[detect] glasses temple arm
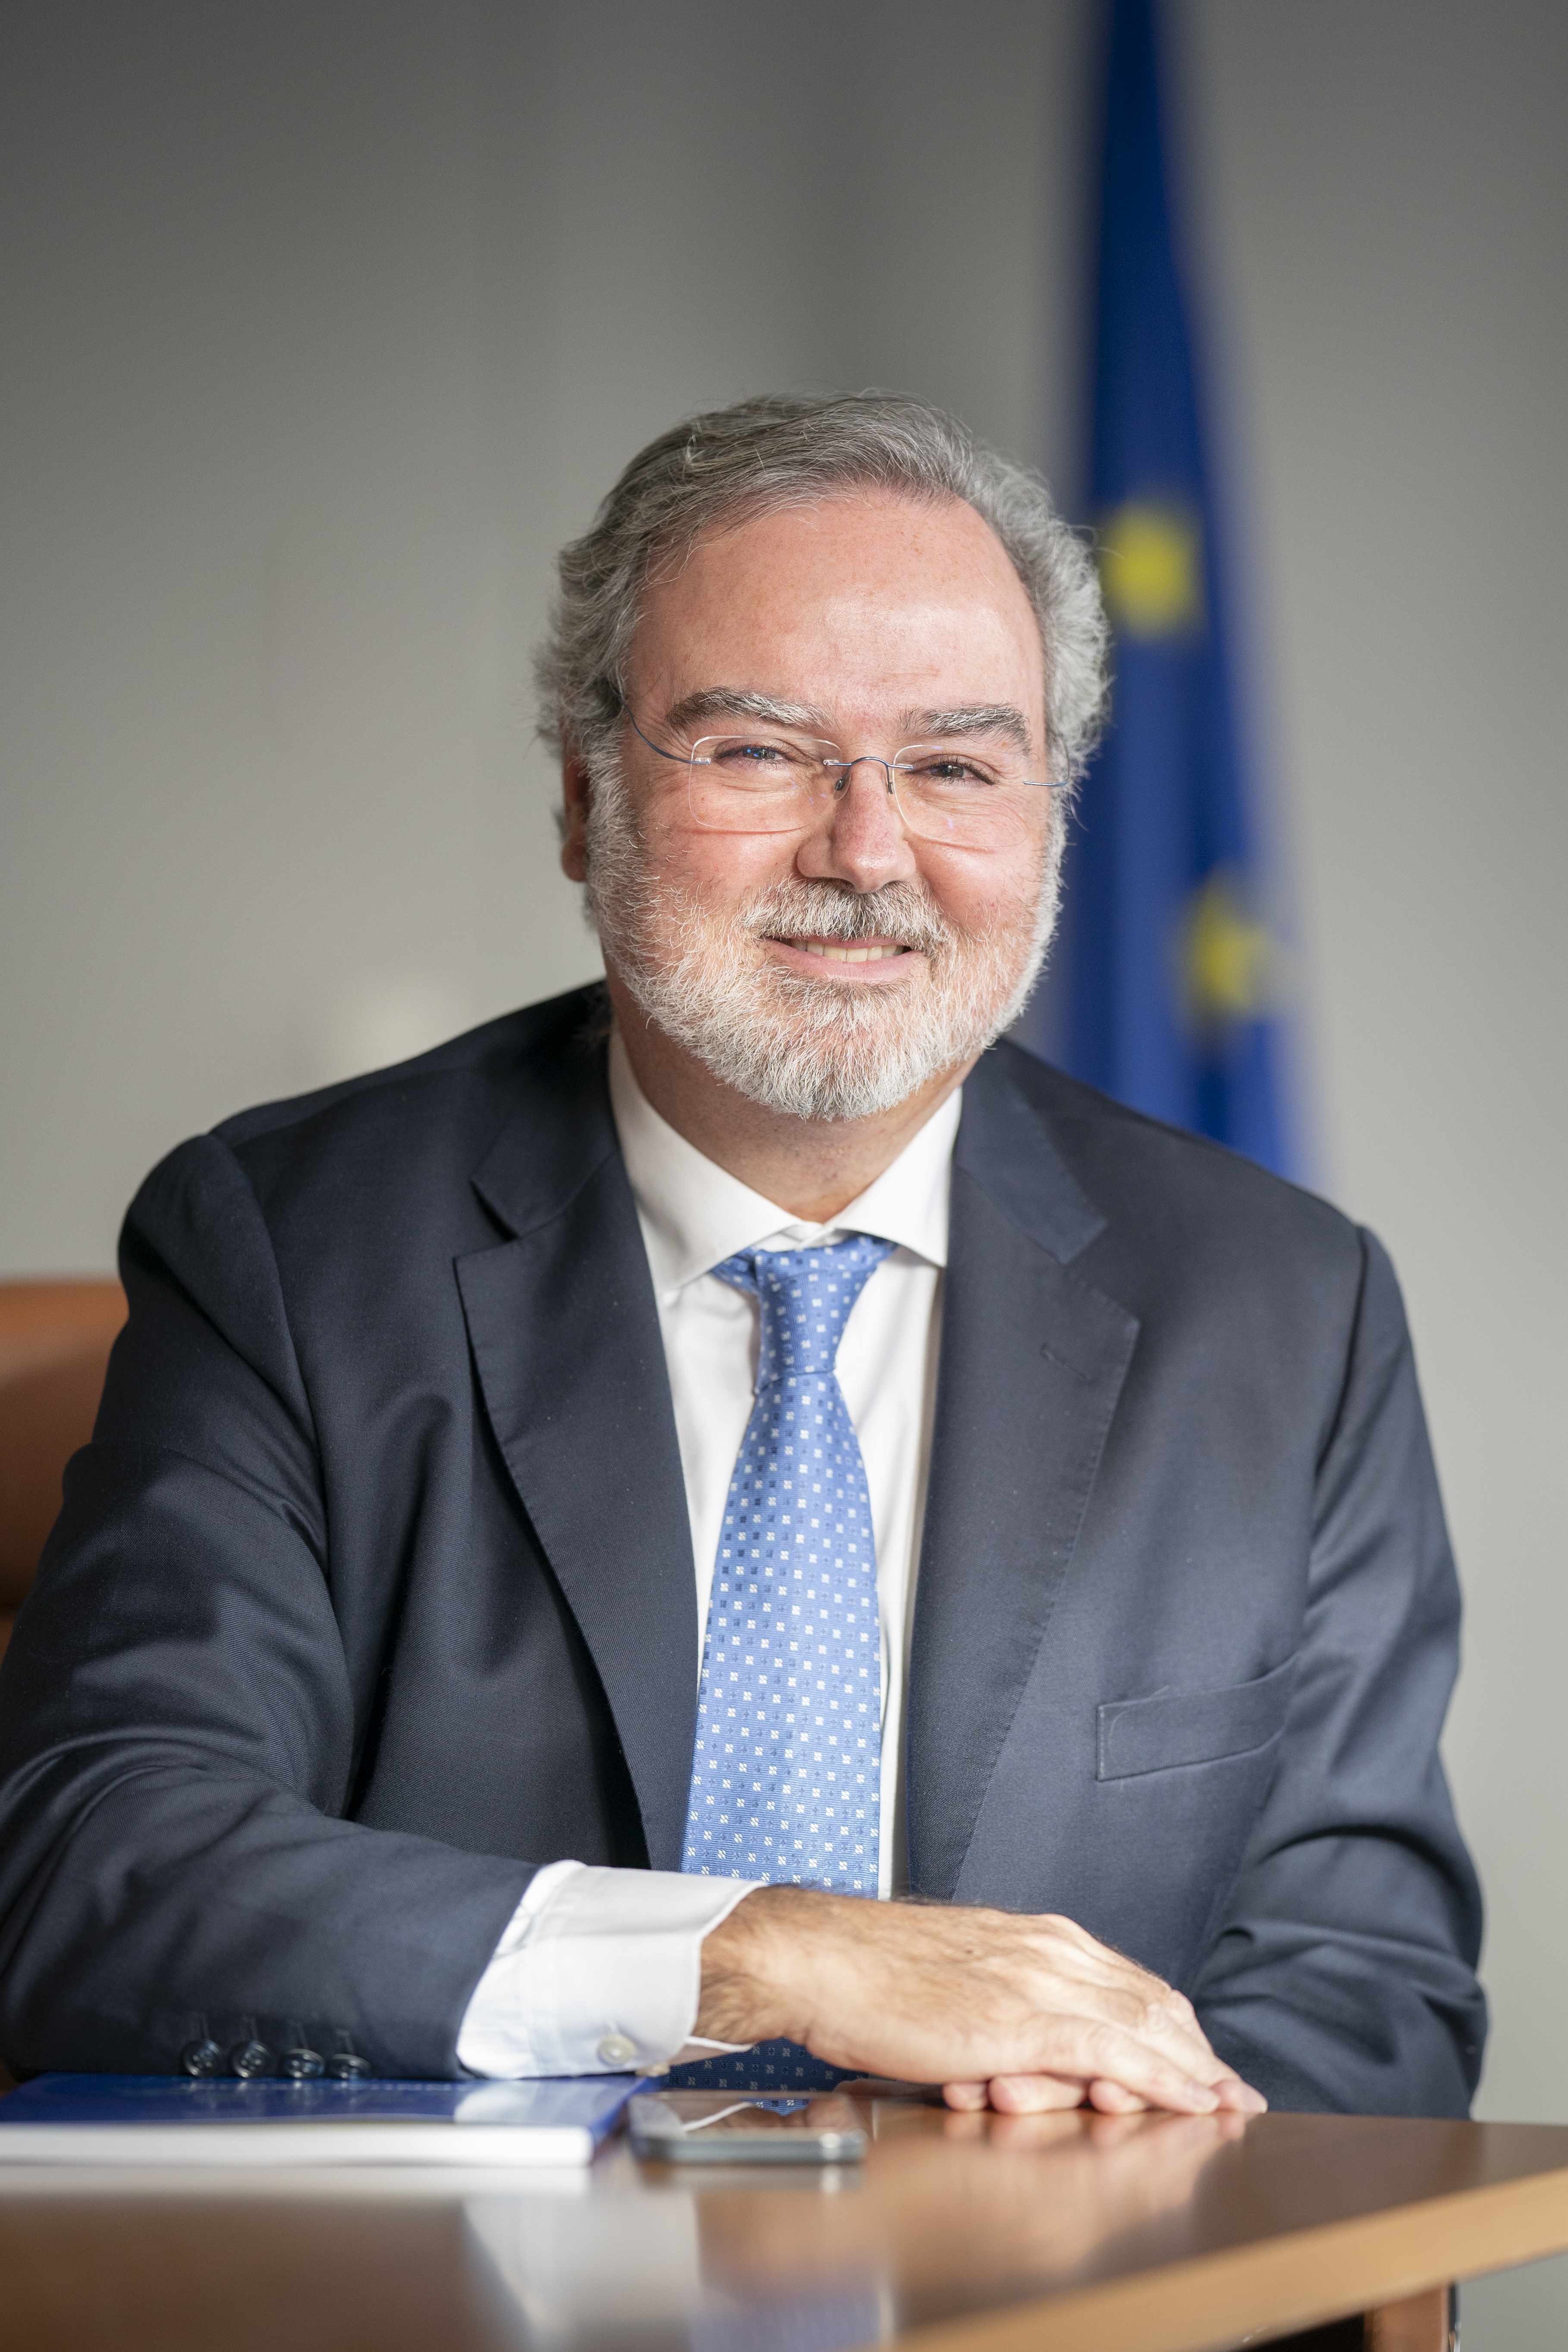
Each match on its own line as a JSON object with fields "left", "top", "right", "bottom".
{"left": 616, "top": 698, "right": 688, "bottom": 766}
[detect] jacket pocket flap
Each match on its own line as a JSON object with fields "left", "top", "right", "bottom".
{"left": 1097, "top": 1654, "right": 1299, "bottom": 1781}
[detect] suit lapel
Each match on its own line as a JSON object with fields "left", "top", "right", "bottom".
{"left": 906, "top": 1053, "right": 1139, "bottom": 1900}
{"left": 456, "top": 1042, "right": 697, "bottom": 1872}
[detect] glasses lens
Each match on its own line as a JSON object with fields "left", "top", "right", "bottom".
{"left": 687, "top": 732, "right": 839, "bottom": 833}
{"left": 891, "top": 747, "right": 1047, "bottom": 849}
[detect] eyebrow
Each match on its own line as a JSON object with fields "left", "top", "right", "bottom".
{"left": 663, "top": 688, "right": 829, "bottom": 736}
{"left": 901, "top": 705, "right": 1035, "bottom": 757}
{"left": 662, "top": 690, "right": 1037, "bottom": 760}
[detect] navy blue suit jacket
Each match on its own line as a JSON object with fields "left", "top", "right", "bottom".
{"left": 0, "top": 988, "right": 1485, "bottom": 2108}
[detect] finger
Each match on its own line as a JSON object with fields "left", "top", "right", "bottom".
{"left": 985, "top": 2073, "right": 1090, "bottom": 2114}
{"left": 1103, "top": 1983, "right": 1235, "bottom": 2087}
{"left": 977, "top": 1918, "right": 1224, "bottom": 2086}
{"left": 1018, "top": 2016, "right": 1222, "bottom": 2113}
{"left": 1213, "top": 2074, "right": 1268, "bottom": 2115}
{"left": 942, "top": 2081, "right": 990, "bottom": 2111}
{"left": 1025, "top": 1975, "right": 1229, "bottom": 2089}
{"left": 1135, "top": 2009, "right": 1232, "bottom": 2083}
{"left": 1088, "top": 2080, "right": 1145, "bottom": 2115}
{"left": 1008, "top": 1928, "right": 1222, "bottom": 2068}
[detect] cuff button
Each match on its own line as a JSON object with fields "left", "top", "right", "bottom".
{"left": 597, "top": 2033, "right": 638, "bottom": 2067}
{"left": 228, "top": 2038, "right": 276, "bottom": 2079}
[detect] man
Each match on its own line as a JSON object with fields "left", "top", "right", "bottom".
{"left": 0, "top": 394, "right": 1483, "bottom": 2116}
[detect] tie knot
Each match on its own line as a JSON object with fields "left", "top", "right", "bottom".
{"left": 713, "top": 1234, "right": 896, "bottom": 1386}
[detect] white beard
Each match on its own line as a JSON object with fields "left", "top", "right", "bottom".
{"left": 582, "top": 758, "right": 1063, "bottom": 1122}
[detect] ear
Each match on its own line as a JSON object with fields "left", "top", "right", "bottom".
{"left": 560, "top": 744, "right": 591, "bottom": 882}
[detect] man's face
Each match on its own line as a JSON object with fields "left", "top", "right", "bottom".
{"left": 567, "top": 488, "right": 1061, "bottom": 1121}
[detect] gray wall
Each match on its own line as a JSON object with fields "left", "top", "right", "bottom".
{"left": 2, "top": 4, "right": 1565, "bottom": 2332}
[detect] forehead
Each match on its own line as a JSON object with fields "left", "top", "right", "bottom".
{"left": 628, "top": 489, "right": 1047, "bottom": 738}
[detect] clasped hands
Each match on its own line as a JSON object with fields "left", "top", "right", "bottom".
{"left": 696, "top": 1884, "right": 1266, "bottom": 2117}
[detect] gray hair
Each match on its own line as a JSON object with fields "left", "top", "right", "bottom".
{"left": 535, "top": 392, "right": 1107, "bottom": 788}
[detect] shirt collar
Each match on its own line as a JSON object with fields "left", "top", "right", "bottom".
{"left": 607, "top": 1029, "right": 959, "bottom": 1298}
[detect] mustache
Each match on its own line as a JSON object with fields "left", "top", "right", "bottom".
{"left": 735, "top": 880, "right": 957, "bottom": 958}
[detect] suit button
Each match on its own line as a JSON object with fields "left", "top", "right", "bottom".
{"left": 180, "top": 2038, "right": 225, "bottom": 2077}
{"left": 281, "top": 2046, "right": 325, "bottom": 2079}
{"left": 597, "top": 2034, "right": 637, "bottom": 2066}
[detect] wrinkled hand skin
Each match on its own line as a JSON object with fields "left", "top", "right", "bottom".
{"left": 695, "top": 1886, "right": 1268, "bottom": 2119}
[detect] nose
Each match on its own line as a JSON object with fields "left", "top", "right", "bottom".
{"left": 795, "top": 758, "right": 920, "bottom": 894}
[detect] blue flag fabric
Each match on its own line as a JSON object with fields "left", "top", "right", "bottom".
{"left": 1053, "top": 0, "right": 1292, "bottom": 1174}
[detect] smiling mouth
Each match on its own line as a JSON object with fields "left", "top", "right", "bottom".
{"left": 770, "top": 935, "right": 915, "bottom": 964}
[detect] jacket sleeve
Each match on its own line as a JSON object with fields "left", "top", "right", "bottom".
{"left": 1191, "top": 1229, "right": 1486, "bottom": 2114}
{"left": 0, "top": 1135, "right": 535, "bottom": 2078}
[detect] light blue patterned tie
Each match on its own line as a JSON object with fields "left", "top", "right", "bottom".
{"left": 669, "top": 1232, "right": 895, "bottom": 2093}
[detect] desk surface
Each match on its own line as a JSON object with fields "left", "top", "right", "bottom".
{"left": 2, "top": 2101, "right": 1567, "bottom": 2352}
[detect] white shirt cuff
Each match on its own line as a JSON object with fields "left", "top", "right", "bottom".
{"left": 455, "top": 1860, "right": 761, "bottom": 2078}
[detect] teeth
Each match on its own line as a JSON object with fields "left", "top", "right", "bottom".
{"left": 798, "top": 942, "right": 902, "bottom": 963}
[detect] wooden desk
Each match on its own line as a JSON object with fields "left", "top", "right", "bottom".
{"left": 1, "top": 2102, "right": 1566, "bottom": 2352}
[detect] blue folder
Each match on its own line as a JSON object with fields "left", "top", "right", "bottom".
{"left": 0, "top": 2072, "right": 638, "bottom": 2167}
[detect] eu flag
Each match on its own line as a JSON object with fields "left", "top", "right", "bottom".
{"left": 1052, "top": 0, "right": 1294, "bottom": 1174}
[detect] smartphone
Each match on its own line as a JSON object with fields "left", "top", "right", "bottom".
{"left": 628, "top": 2090, "right": 867, "bottom": 2164}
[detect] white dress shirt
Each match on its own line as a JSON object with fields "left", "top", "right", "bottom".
{"left": 455, "top": 1034, "right": 958, "bottom": 2078}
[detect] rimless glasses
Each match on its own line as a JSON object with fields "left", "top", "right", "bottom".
{"left": 621, "top": 705, "right": 1053, "bottom": 853}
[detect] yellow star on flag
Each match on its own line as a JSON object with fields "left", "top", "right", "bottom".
{"left": 1099, "top": 502, "right": 1203, "bottom": 639}
{"left": 1180, "top": 870, "right": 1280, "bottom": 1027}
